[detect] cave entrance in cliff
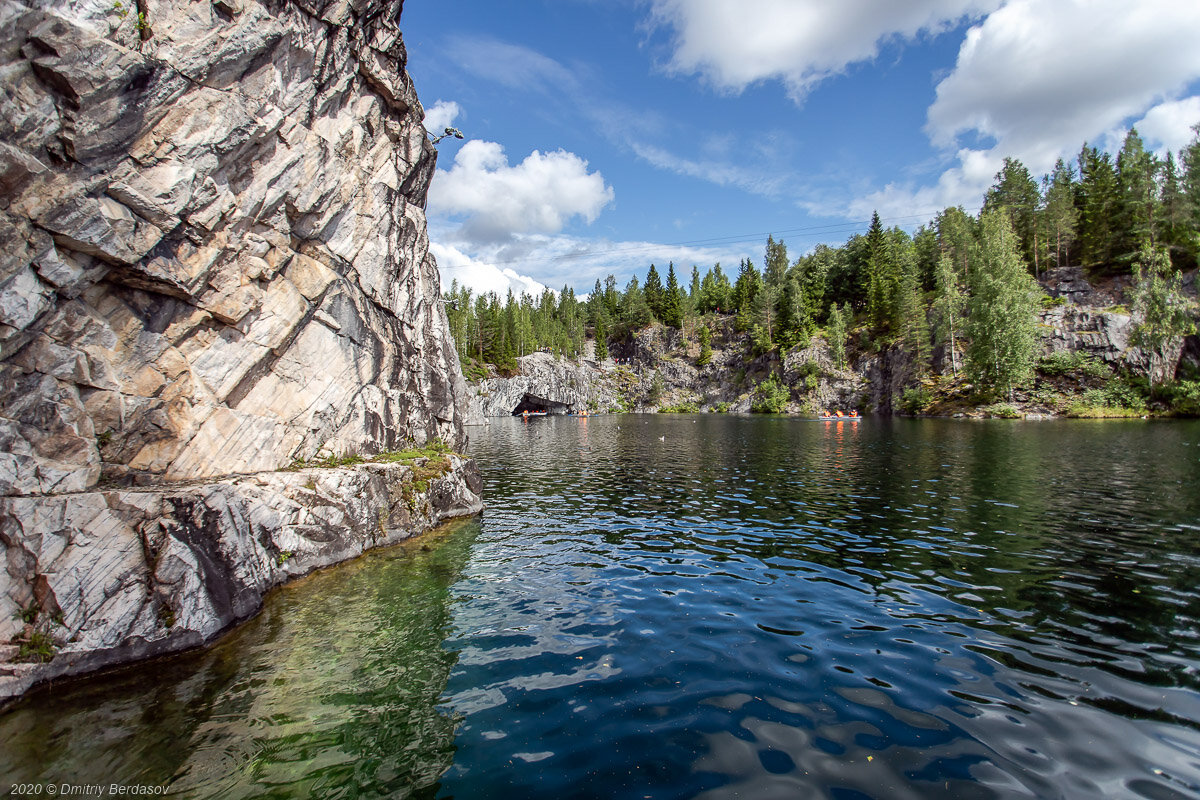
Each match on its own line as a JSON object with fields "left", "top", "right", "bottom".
{"left": 511, "top": 393, "right": 569, "bottom": 416}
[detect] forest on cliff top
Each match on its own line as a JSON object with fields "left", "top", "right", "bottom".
{"left": 443, "top": 127, "right": 1200, "bottom": 416}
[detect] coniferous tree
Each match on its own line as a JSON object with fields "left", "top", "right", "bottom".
{"left": 663, "top": 262, "right": 684, "bottom": 328}
{"left": 983, "top": 157, "right": 1041, "bottom": 273}
{"left": 1078, "top": 144, "right": 1119, "bottom": 268}
{"left": 1040, "top": 158, "right": 1079, "bottom": 271}
{"left": 621, "top": 275, "right": 653, "bottom": 329}
{"left": 644, "top": 263, "right": 665, "bottom": 320}
{"left": 733, "top": 258, "right": 761, "bottom": 331}
{"left": 966, "top": 210, "right": 1040, "bottom": 399}
{"left": 1159, "top": 153, "right": 1192, "bottom": 268}
{"left": 864, "top": 212, "right": 887, "bottom": 327}
{"left": 594, "top": 316, "right": 609, "bottom": 362}
{"left": 697, "top": 324, "right": 712, "bottom": 366}
{"left": 827, "top": 302, "right": 849, "bottom": 370}
{"left": 1115, "top": 127, "right": 1160, "bottom": 267}
{"left": 764, "top": 235, "right": 789, "bottom": 288}
{"left": 1182, "top": 124, "right": 1200, "bottom": 263}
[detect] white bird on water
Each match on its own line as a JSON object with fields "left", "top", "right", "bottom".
{"left": 658, "top": 435, "right": 665, "bottom": 441}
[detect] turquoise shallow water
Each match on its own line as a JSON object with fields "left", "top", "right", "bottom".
{"left": 3, "top": 415, "right": 1200, "bottom": 799}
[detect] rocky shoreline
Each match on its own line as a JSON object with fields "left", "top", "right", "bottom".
{"left": 464, "top": 267, "right": 1198, "bottom": 421}
{"left": 0, "top": 454, "right": 482, "bottom": 704}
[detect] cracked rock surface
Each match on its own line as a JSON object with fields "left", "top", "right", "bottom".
{"left": 0, "top": 0, "right": 480, "bottom": 698}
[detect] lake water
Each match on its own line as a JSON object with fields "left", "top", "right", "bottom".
{"left": 2, "top": 415, "right": 1199, "bottom": 799}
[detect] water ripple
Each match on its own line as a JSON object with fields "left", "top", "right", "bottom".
{"left": 437, "top": 415, "right": 1200, "bottom": 799}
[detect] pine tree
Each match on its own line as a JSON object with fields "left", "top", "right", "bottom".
{"left": 1182, "top": 124, "right": 1200, "bottom": 265}
{"left": 864, "top": 212, "right": 887, "bottom": 328}
{"left": 733, "top": 258, "right": 761, "bottom": 331}
{"left": 966, "top": 210, "right": 1040, "bottom": 399}
{"left": 622, "top": 276, "right": 653, "bottom": 329}
{"left": 1159, "top": 153, "right": 1192, "bottom": 268}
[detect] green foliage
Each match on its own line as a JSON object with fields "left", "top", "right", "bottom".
{"left": 750, "top": 374, "right": 789, "bottom": 414}
{"left": 277, "top": 550, "right": 294, "bottom": 565}
{"left": 17, "top": 630, "right": 56, "bottom": 664}
{"left": 697, "top": 324, "right": 712, "bottom": 366}
{"left": 1162, "top": 380, "right": 1200, "bottom": 416}
{"left": 1065, "top": 381, "right": 1148, "bottom": 417}
{"left": 647, "top": 371, "right": 666, "bottom": 405}
{"left": 14, "top": 602, "right": 39, "bottom": 625}
{"left": 711, "top": 401, "right": 730, "bottom": 414}
{"left": 1130, "top": 243, "right": 1196, "bottom": 386}
{"left": 965, "top": 210, "right": 1040, "bottom": 398}
{"left": 1036, "top": 351, "right": 1109, "bottom": 378}
{"left": 826, "top": 302, "right": 850, "bottom": 369}
{"left": 900, "top": 386, "right": 932, "bottom": 415}
{"left": 984, "top": 403, "right": 1021, "bottom": 419}
{"left": 288, "top": 441, "right": 455, "bottom": 471}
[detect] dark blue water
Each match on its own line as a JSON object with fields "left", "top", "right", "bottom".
{"left": 438, "top": 416, "right": 1200, "bottom": 800}
{"left": 2, "top": 416, "right": 1199, "bottom": 799}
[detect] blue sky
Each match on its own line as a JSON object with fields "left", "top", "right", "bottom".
{"left": 402, "top": 0, "right": 1200, "bottom": 298}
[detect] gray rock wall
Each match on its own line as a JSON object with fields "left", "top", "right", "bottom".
{"left": 0, "top": 0, "right": 469, "bottom": 492}
{"left": 470, "top": 352, "right": 620, "bottom": 418}
{"left": 0, "top": 455, "right": 483, "bottom": 700}
{"left": 0, "top": 0, "right": 481, "bottom": 699}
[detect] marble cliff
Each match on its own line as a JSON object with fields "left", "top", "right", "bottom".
{"left": 0, "top": 0, "right": 480, "bottom": 699}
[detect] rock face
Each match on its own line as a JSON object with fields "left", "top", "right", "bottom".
{"left": 470, "top": 352, "right": 620, "bottom": 418}
{"left": 0, "top": 0, "right": 480, "bottom": 698}
{"left": 0, "top": 455, "right": 483, "bottom": 700}
{"left": 0, "top": 0, "right": 468, "bottom": 492}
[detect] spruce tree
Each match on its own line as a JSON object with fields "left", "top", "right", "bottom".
{"left": 983, "top": 157, "right": 1041, "bottom": 273}
{"left": 644, "top": 264, "right": 665, "bottom": 320}
{"left": 1040, "top": 159, "right": 1079, "bottom": 271}
{"left": 1115, "top": 127, "right": 1160, "bottom": 268}
{"left": 663, "top": 262, "right": 684, "bottom": 328}
{"left": 1078, "top": 145, "right": 1119, "bottom": 269}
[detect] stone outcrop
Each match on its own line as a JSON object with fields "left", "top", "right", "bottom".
{"left": 469, "top": 352, "right": 620, "bottom": 418}
{"left": 1, "top": 0, "right": 468, "bottom": 491}
{"left": 0, "top": 0, "right": 481, "bottom": 698}
{"left": 0, "top": 455, "right": 483, "bottom": 700}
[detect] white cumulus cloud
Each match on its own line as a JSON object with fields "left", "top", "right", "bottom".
{"left": 431, "top": 241, "right": 549, "bottom": 299}
{"left": 833, "top": 0, "right": 1200, "bottom": 222}
{"left": 649, "top": 0, "right": 999, "bottom": 100}
{"left": 1134, "top": 97, "right": 1200, "bottom": 155}
{"left": 927, "top": 0, "right": 1200, "bottom": 166}
{"left": 429, "top": 140, "right": 615, "bottom": 244}
{"left": 423, "top": 100, "right": 461, "bottom": 134}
